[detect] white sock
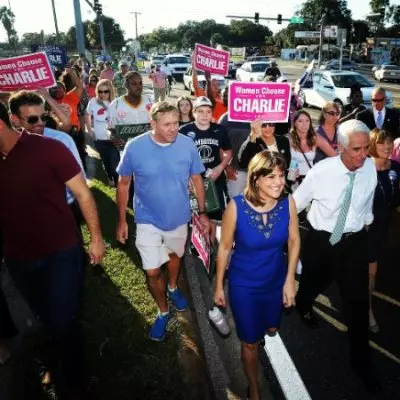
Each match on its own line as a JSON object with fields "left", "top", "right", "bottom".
{"left": 168, "top": 285, "right": 177, "bottom": 292}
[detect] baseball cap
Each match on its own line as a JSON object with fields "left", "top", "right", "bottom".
{"left": 193, "top": 96, "right": 213, "bottom": 109}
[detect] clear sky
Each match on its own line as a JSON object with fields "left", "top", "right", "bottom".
{"left": 1, "top": 0, "right": 400, "bottom": 43}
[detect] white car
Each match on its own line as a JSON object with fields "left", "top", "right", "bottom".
{"left": 295, "top": 70, "right": 393, "bottom": 108}
{"left": 183, "top": 67, "right": 226, "bottom": 94}
{"left": 150, "top": 55, "right": 165, "bottom": 67}
{"left": 161, "top": 54, "right": 190, "bottom": 81}
{"left": 236, "top": 61, "right": 270, "bottom": 82}
{"left": 374, "top": 64, "right": 400, "bottom": 82}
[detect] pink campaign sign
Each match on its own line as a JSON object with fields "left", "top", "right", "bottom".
{"left": 191, "top": 212, "right": 210, "bottom": 273}
{"left": 228, "top": 82, "right": 292, "bottom": 123}
{"left": 0, "top": 52, "right": 56, "bottom": 93}
{"left": 194, "top": 43, "right": 230, "bottom": 76}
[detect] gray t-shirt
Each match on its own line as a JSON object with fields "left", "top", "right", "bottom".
{"left": 218, "top": 113, "right": 250, "bottom": 171}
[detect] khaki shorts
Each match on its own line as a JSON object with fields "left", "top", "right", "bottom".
{"left": 135, "top": 224, "right": 188, "bottom": 270}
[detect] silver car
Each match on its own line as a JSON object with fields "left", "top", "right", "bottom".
{"left": 295, "top": 70, "right": 393, "bottom": 109}
{"left": 374, "top": 65, "right": 400, "bottom": 83}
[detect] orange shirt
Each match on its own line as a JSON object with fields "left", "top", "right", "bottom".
{"left": 57, "top": 91, "right": 81, "bottom": 129}
{"left": 194, "top": 87, "right": 227, "bottom": 123}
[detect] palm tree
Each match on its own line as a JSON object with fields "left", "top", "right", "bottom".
{"left": 0, "top": 6, "right": 17, "bottom": 50}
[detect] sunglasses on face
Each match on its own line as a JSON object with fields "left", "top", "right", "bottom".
{"left": 325, "top": 111, "right": 340, "bottom": 116}
{"left": 98, "top": 90, "right": 110, "bottom": 94}
{"left": 262, "top": 122, "right": 276, "bottom": 127}
{"left": 371, "top": 98, "right": 384, "bottom": 103}
{"left": 20, "top": 113, "right": 48, "bottom": 124}
{"left": 90, "top": 79, "right": 98, "bottom": 83}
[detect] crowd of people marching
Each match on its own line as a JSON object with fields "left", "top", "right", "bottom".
{"left": 0, "top": 54, "right": 400, "bottom": 400}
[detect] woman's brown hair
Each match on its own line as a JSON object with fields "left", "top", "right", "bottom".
{"left": 290, "top": 110, "right": 316, "bottom": 151}
{"left": 369, "top": 128, "right": 393, "bottom": 158}
{"left": 176, "top": 96, "right": 194, "bottom": 122}
{"left": 318, "top": 101, "right": 341, "bottom": 125}
{"left": 244, "top": 151, "right": 287, "bottom": 207}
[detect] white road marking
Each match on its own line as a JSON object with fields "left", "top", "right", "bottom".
{"left": 263, "top": 333, "right": 312, "bottom": 400}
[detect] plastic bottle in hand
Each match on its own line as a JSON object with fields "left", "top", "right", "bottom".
{"left": 208, "top": 306, "right": 231, "bottom": 336}
{"left": 287, "top": 159, "right": 299, "bottom": 182}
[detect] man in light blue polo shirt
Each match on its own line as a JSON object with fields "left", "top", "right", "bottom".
{"left": 116, "top": 101, "right": 209, "bottom": 341}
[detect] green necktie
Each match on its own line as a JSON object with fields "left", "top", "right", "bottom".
{"left": 329, "top": 172, "right": 356, "bottom": 246}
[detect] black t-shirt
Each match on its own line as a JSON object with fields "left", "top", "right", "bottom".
{"left": 218, "top": 113, "right": 250, "bottom": 171}
{"left": 179, "top": 122, "right": 232, "bottom": 170}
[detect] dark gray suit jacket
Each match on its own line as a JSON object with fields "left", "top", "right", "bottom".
{"left": 356, "top": 108, "right": 400, "bottom": 139}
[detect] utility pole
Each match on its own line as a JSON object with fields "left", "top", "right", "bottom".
{"left": 73, "top": 0, "right": 86, "bottom": 54}
{"left": 130, "top": 12, "right": 141, "bottom": 62}
{"left": 50, "top": 0, "right": 60, "bottom": 44}
{"left": 318, "top": 14, "right": 326, "bottom": 69}
{"left": 130, "top": 11, "right": 141, "bottom": 40}
{"left": 84, "top": 0, "right": 106, "bottom": 55}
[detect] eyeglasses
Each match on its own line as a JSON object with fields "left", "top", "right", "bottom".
{"left": 325, "top": 111, "right": 340, "bottom": 116}
{"left": 90, "top": 80, "right": 98, "bottom": 83}
{"left": 98, "top": 90, "right": 110, "bottom": 94}
{"left": 262, "top": 122, "right": 276, "bottom": 127}
{"left": 20, "top": 113, "right": 48, "bottom": 124}
{"left": 371, "top": 98, "right": 385, "bottom": 103}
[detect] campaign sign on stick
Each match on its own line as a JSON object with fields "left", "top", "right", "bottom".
{"left": 31, "top": 45, "right": 68, "bottom": 68}
{"left": 228, "top": 81, "right": 291, "bottom": 123}
{"left": 194, "top": 43, "right": 230, "bottom": 76}
{"left": 191, "top": 212, "right": 210, "bottom": 273}
{"left": 0, "top": 52, "right": 56, "bottom": 92}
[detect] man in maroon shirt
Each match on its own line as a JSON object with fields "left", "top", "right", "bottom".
{"left": 0, "top": 101, "right": 105, "bottom": 399}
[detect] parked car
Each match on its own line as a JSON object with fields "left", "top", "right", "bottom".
{"left": 226, "top": 60, "right": 245, "bottom": 79}
{"left": 150, "top": 55, "right": 165, "bottom": 67}
{"left": 320, "top": 59, "right": 357, "bottom": 71}
{"left": 246, "top": 55, "right": 271, "bottom": 62}
{"left": 183, "top": 67, "right": 226, "bottom": 94}
{"left": 161, "top": 54, "right": 190, "bottom": 81}
{"left": 236, "top": 61, "right": 271, "bottom": 82}
{"left": 295, "top": 70, "right": 393, "bottom": 109}
{"left": 374, "top": 64, "right": 400, "bottom": 82}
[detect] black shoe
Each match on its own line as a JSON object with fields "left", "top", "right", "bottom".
{"left": 352, "top": 365, "right": 382, "bottom": 395}
{"left": 298, "top": 310, "right": 319, "bottom": 329}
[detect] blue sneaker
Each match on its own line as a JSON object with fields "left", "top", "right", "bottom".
{"left": 149, "top": 313, "right": 170, "bottom": 341}
{"left": 168, "top": 288, "right": 188, "bottom": 311}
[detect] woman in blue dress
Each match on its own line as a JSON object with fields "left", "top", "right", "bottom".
{"left": 214, "top": 151, "right": 300, "bottom": 400}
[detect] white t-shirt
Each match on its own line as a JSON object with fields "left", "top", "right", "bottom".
{"left": 86, "top": 98, "right": 110, "bottom": 140}
{"left": 108, "top": 95, "right": 152, "bottom": 129}
{"left": 290, "top": 147, "right": 316, "bottom": 176}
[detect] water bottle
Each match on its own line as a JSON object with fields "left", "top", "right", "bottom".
{"left": 208, "top": 306, "right": 231, "bottom": 336}
{"left": 287, "top": 159, "right": 298, "bottom": 182}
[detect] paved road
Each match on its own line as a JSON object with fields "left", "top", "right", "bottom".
{"left": 144, "top": 71, "right": 400, "bottom": 400}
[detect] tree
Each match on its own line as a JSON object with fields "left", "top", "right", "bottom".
{"left": 351, "top": 20, "right": 371, "bottom": 43}
{"left": 369, "top": 0, "right": 390, "bottom": 13}
{"left": 228, "top": 19, "right": 272, "bottom": 47}
{"left": 0, "top": 6, "right": 18, "bottom": 49}
{"left": 86, "top": 16, "right": 125, "bottom": 51}
{"left": 300, "top": 0, "right": 352, "bottom": 29}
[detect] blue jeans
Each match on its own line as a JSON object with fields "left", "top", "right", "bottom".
{"left": 95, "top": 140, "right": 120, "bottom": 185}
{"left": 6, "top": 244, "right": 86, "bottom": 389}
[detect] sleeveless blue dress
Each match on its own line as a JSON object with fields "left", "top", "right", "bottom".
{"left": 228, "top": 194, "right": 290, "bottom": 343}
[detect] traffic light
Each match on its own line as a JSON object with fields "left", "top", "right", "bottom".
{"left": 277, "top": 14, "right": 282, "bottom": 24}
{"left": 93, "top": 0, "right": 102, "bottom": 15}
{"left": 255, "top": 12, "right": 259, "bottom": 24}
{"left": 380, "top": 7, "right": 385, "bottom": 20}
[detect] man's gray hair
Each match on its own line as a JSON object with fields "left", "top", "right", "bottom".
{"left": 338, "top": 119, "right": 370, "bottom": 148}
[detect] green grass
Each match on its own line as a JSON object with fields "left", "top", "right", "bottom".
{"left": 80, "top": 164, "right": 185, "bottom": 400}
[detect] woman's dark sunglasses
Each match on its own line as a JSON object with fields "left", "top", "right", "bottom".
{"left": 90, "top": 79, "right": 98, "bottom": 83}
{"left": 262, "top": 122, "right": 276, "bottom": 127}
{"left": 20, "top": 113, "right": 48, "bottom": 124}
{"left": 325, "top": 111, "right": 340, "bottom": 116}
{"left": 98, "top": 90, "right": 110, "bottom": 94}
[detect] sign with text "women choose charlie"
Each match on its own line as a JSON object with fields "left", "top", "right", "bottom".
{"left": 0, "top": 52, "right": 56, "bottom": 92}
{"left": 228, "top": 82, "right": 291, "bottom": 123}
{"left": 194, "top": 43, "right": 230, "bottom": 77}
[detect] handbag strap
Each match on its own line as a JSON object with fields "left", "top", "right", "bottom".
{"left": 299, "top": 147, "right": 313, "bottom": 170}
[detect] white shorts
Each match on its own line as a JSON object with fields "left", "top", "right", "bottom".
{"left": 135, "top": 224, "right": 188, "bottom": 270}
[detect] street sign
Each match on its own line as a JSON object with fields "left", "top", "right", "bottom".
{"left": 290, "top": 17, "right": 304, "bottom": 23}
{"left": 295, "top": 31, "right": 320, "bottom": 38}
{"left": 337, "top": 29, "right": 347, "bottom": 46}
{"left": 324, "top": 25, "right": 338, "bottom": 38}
